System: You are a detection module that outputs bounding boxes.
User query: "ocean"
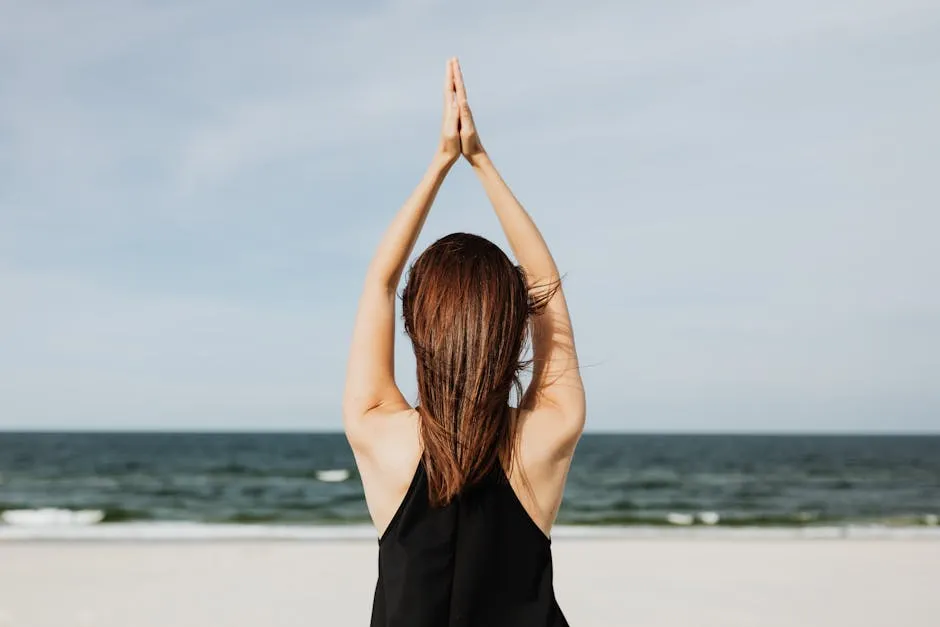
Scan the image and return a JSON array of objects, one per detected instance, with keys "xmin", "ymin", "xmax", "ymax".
[{"xmin": 1, "ymin": 433, "xmax": 938, "ymax": 540}]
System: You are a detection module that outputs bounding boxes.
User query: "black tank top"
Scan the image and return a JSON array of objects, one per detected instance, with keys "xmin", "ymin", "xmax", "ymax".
[{"xmin": 370, "ymin": 461, "xmax": 569, "ymax": 627}]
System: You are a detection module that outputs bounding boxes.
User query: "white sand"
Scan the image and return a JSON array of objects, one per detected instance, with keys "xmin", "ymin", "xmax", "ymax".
[{"xmin": 1, "ymin": 539, "xmax": 938, "ymax": 627}]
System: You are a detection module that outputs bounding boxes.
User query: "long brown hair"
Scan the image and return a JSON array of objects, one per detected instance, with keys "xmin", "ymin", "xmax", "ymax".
[{"xmin": 402, "ymin": 232, "xmax": 552, "ymax": 506}]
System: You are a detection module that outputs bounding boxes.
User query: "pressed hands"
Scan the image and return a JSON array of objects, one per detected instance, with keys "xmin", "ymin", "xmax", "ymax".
[{"xmin": 437, "ymin": 57, "xmax": 486, "ymax": 170}]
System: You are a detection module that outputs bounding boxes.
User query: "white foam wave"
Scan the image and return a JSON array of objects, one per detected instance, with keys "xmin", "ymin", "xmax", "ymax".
[
  {"xmin": 315, "ymin": 469, "xmax": 351, "ymax": 483},
  {"xmin": 0, "ymin": 522, "xmax": 378, "ymax": 541},
  {"xmin": 1, "ymin": 508, "xmax": 105, "ymax": 527},
  {"xmin": 698, "ymin": 511, "xmax": 721, "ymax": 525},
  {"xmin": 666, "ymin": 513, "xmax": 694, "ymax": 526},
  {"xmin": 2, "ymin": 522, "xmax": 940, "ymax": 542}
]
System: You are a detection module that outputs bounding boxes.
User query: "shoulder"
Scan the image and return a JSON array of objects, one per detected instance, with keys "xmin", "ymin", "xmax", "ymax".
[
  {"xmin": 344, "ymin": 401, "xmax": 415, "ymax": 454},
  {"xmin": 507, "ymin": 406, "xmax": 585, "ymax": 535},
  {"xmin": 345, "ymin": 405, "xmax": 422, "ymax": 536},
  {"xmin": 517, "ymin": 403, "xmax": 585, "ymax": 464},
  {"xmin": 345, "ymin": 403, "xmax": 421, "ymax": 472}
]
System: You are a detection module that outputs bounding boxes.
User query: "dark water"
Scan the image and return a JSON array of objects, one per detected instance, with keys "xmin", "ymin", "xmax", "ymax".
[{"xmin": 1, "ymin": 433, "xmax": 938, "ymax": 529}]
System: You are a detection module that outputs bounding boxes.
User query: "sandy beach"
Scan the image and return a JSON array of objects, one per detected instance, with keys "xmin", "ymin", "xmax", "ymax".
[{"xmin": 1, "ymin": 538, "xmax": 938, "ymax": 627}]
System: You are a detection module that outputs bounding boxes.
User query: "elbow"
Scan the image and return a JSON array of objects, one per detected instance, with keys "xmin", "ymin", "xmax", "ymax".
[
  {"xmin": 565, "ymin": 401, "xmax": 586, "ymax": 441},
  {"xmin": 342, "ymin": 392, "xmax": 383, "ymax": 439},
  {"xmin": 341, "ymin": 393, "xmax": 369, "ymax": 431},
  {"xmin": 363, "ymin": 261, "xmax": 403, "ymax": 294},
  {"xmin": 556, "ymin": 385, "xmax": 587, "ymax": 442},
  {"xmin": 370, "ymin": 275, "xmax": 399, "ymax": 294},
  {"xmin": 549, "ymin": 400, "xmax": 585, "ymax": 461},
  {"xmin": 342, "ymin": 401, "xmax": 368, "ymax": 447},
  {"xmin": 341, "ymin": 388, "xmax": 364, "ymax": 431}
]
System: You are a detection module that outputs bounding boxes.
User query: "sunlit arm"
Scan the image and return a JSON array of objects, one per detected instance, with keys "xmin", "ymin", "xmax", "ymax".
[
  {"xmin": 449, "ymin": 58, "xmax": 584, "ymax": 443},
  {"xmin": 471, "ymin": 155, "xmax": 585, "ymax": 432},
  {"xmin": 342, "ymin": 157, "xmax": 454, "ymax": 428}
]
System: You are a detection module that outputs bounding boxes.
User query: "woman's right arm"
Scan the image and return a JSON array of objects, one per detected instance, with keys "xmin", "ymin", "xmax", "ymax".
[
  {"xmin": 453, "ymin": 60, "xmax": 585, "ymax": 453},
  {"xmin": 343, "ymin": 59, "xmax": 462, "ymax": 446}
]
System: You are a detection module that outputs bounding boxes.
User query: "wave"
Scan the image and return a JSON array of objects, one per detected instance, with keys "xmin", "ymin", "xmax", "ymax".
[
  {"xmin": 315, "ymin": 469, "xmax": 351, "ymax": 483},
  {"xmin": 0, "ymin": 507, "xmax": 155, "ymax": 525},
  {"xmin": 2, "ymin": 522, "xmax": 940, "ymax": 542},
  {"xmin": 698, "ymin": 511, "xmax": 721, "ymax": 525},
  {"xmin": 664, "ymin": 511, "xmax": 743, "ymax": 526},
  {"xmin": 199, "ymin": 466, "xmax": 355, "ymax": 481},
  {"xmin": 1, "ymin": 508, "xmax": 105, "ymax": 527},
  {"xmin": 665, "ymin": 512, "xmax": 694, "ymax": 525},
  {"xmin": 556, "ymin": 511, "xmax": 940, "ymax": 527},
  {"xmin": 6, "ymin": 512, "xmax": 935, "ymax": 529},
  {"xmin": 2, "ymin": 507, "xmax": 936, "ymax": 532}
]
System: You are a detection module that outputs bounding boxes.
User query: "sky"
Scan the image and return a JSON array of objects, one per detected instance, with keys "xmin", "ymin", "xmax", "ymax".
[{"xmin": 1, "ymin": 0, "xmax": 938, "ymax": 432}]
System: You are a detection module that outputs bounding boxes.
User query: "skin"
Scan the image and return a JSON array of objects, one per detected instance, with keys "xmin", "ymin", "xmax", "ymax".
[{"xmin": 343, "ymin": 58, "xmax": 585, "ymax": 538}]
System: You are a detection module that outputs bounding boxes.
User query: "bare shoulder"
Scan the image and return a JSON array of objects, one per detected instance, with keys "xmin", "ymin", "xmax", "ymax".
[
  {"xmin": 508, "ymin": 406, "xmax": 585, "ymax": 535},
  {"xmin": 345, "ymin": 401, "xmax": 415, "ymax": 456},
  {"xmin": 517, "ymin": 404, "xmax": 585, "ymax": 464},
  {"xmin": 345, "ymin": 405, "xmax": 422, "ymax": 537}
]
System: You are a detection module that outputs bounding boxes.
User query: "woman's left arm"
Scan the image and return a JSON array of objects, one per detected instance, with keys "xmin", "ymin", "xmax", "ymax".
[{"xmin": 343, "ymin": 59, "xmax": 461, "ymax": 432}]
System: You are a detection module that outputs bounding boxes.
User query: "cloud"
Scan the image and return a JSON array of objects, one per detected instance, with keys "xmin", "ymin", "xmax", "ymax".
[
  {"xmin": 0, "ymin": 265, "xmax": 345, "ymax": 428},
  {"xmin": 0, "ymin": 0, "xmax": 938, "ymax": 430}
]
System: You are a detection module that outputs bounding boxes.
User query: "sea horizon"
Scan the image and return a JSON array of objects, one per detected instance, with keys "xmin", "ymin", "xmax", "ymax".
[{"xmin": 3, "ymin": 432, "xmax": 938, "ymax": 539}]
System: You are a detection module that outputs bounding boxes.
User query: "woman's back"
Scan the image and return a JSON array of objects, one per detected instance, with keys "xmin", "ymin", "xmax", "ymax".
[
  {"xmin": 371, "ymin": 458, "xmax": 568, "ymax": 627},
  {"xmin": 343, "ymin": 58, "xmax": 584, "ymax": 626}
]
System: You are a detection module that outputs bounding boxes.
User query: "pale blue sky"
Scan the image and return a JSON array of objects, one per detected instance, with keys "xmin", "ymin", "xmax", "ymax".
[{"xmin": 1, "ymin": 0, "xmax": 938, "ymax": 432}]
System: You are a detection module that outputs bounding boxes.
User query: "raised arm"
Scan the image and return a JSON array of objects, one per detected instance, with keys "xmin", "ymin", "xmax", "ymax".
[
  {"xmin": 453, "ymin": 60, "xmax": 585, "ymax": 449},
  {"xmin": 343, "ymin": 60, "xmax": 461, "ymax": 435}
]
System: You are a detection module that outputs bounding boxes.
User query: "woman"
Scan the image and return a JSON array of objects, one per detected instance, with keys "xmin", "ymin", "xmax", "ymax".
[{"xmin": 343, "ymin": 57, "xmax": 585, "ymax": 627}]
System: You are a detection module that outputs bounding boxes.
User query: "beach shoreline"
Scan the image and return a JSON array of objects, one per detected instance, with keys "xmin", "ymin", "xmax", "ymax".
[
  {"xmin": 2, "ymin": 539, "xmax": 939, "ymax": 627},
  {"xmin": 3, "ymin": 521, "xmax": 940, "ymax": 542}
]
